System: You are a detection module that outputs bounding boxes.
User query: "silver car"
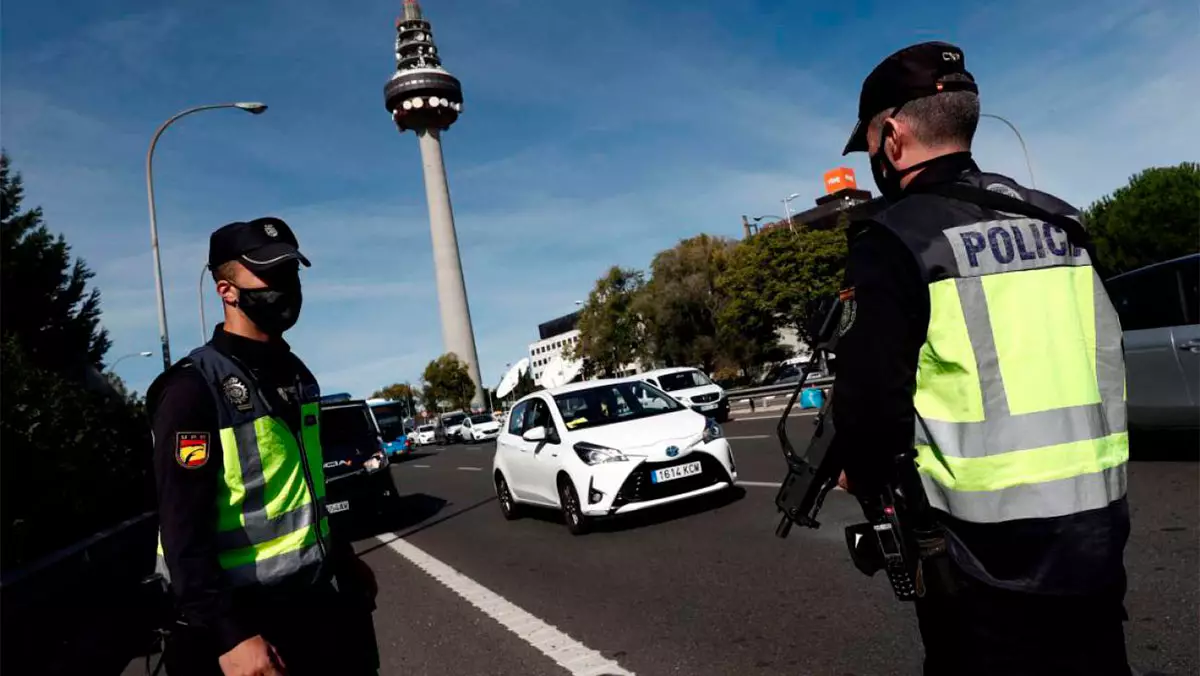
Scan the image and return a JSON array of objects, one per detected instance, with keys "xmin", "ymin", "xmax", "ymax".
[{"xmin": 1106, "ymin": 254, "xmax": 1200, "ymax": 430}]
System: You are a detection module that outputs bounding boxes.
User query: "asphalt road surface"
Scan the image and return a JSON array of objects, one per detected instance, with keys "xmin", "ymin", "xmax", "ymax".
[
  {"xmin": 127, "ymin": 412, "xmax": 1197, "ymax": 675},
  {"xmin": 332, "ymin": 412, "xmax": 1197, "ymax": 676}
]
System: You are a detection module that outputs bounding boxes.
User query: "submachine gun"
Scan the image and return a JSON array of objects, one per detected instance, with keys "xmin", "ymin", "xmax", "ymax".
[{"xmin": 773, "ymin": 295, "xmax": 948, "ymax": 602}]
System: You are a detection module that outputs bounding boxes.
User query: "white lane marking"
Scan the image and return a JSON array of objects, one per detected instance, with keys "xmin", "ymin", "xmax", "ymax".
[
  {"xmin": 414, "ymin": 464, "xmax": 431, "ymax": 468},
  {"xmin": 457, "ymin": 466, "xmax": 483, "ymax": 471},
  {"xmin": 732, "ymin": 411, "xmax": 819, "ymax": 422},
  {"xmin": 739, "ymin": 480, "xmax": 782, "ymax": 488},
  {"xmin": 378, "ymin": 535, "xmax": 635, "ymax": 676},
  {"xmin": 726, "ymin": 434, "xmax": 770, "ymax": 440}
]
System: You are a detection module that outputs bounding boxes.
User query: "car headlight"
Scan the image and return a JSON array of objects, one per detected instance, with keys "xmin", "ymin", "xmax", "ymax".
[
  {"xmin": 702, "ymin": 418, "xmax": 723, "ymax": 443},
  {"xmin": 363, "ymin": 457, "xmax": 382, "ymax": 471},
  {"xmin": 573, "ymin": 441, "xmax": 628, "ymax": 465}
]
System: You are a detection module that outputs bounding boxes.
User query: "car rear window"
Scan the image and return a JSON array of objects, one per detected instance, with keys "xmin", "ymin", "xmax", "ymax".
[{"xmin": 1108, "ymin": 256, "xmax": 1199, "ymax": 330}]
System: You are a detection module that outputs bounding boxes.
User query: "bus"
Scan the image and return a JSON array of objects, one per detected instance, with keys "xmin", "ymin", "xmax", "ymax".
[{"xmin": 365, "ymin": 398, "xmax": 414, "ymax": 457}]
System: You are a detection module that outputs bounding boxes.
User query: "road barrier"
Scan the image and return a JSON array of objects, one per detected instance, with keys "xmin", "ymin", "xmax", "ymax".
[
  {"xmin": 0, "ymin": 512, "xmax": 160, "ymax": 675},
  {"xmin": 725, "ymin": 376, "xmax": 834, "ymax": 411}
]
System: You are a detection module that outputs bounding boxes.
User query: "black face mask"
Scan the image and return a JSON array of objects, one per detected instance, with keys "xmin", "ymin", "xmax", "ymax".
[
  {"xmin": 870, "ymin": 122, "xmax": 943, "ymax": 203},
  {"xmin": 235, "ymin": 280, "xmax": 303, "ymax": 335}
]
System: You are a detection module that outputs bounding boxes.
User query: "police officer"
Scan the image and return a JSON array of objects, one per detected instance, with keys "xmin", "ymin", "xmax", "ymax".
[
  {"xmin": 832, "ymin": 42, "xmax": 1131, "ymax": 675},
  {"xmin": 149, "ymin": 217, "xmax": 380, "ymax": 676}
]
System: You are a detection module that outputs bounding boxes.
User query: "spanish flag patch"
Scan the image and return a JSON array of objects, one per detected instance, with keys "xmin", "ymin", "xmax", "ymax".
[{"xmin": 176, "ymin": 432, "xmax": 210, "ymax": 469}]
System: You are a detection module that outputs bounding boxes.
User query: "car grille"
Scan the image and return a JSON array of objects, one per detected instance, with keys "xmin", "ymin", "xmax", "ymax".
[
  {"xmin": 612, "ymin": 454, "xmax": 729, "ymax": 508},
  {"xmin": 691, "ymin": 393, "xmax": 720, "ymax": 404}
]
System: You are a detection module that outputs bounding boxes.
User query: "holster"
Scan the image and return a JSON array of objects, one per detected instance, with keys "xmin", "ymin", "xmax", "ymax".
[{"xmin": 912, "ymin": 525, "xmax": 964, "ymax": 599}]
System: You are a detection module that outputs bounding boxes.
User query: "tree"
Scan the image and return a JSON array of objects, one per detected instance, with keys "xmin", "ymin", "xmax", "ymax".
[
  {"xmin": 719, "ymin": 218, "xmax": 848, "ymax": 348},
  {"xmin": 371, "ymin": 382, "xmax": 419, "ymax": 420},
  {"xmin": 638, "ymin": 234, "xmax": 740, "ymax": 373},
  {"xmin": 570, "ymin": 266, "xmax": 647, "ymax": 377},
  {"xmin": 1, "ymin": 153, "xmax": 111, "ymax": 376},
  {"xmin": 422, "ymin": 353, "xmax": 476, "ymax": 413},
  {"xmin": 1084, "ymin": 163, "xmax": 1200, "ymax": 277}
]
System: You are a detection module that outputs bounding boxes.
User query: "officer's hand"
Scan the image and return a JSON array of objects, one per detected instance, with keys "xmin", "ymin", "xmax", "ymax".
[
  {"xmin": 219, "ymin": 635, "xmax": 286, "ymax": 676},
  {"xmin": 837, "ymin": 471, "xmax": 852, "ymax": 494}
]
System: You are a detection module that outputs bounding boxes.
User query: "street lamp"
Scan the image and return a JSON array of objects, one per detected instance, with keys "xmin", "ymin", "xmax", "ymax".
[
  {"xmin": 980, "ymin": 113, "xmax": 1036, "ymax": 189},
  {"xmin": 108, "ymin": 351, "xmax": 154, "ymax": 372},
  {"xmin": 782, "ymin": 193, "xmax": 802, "ymax": 231},
  {"xmin": 146, "ymin": 102, "xmax": 268, "ymax": 372}
]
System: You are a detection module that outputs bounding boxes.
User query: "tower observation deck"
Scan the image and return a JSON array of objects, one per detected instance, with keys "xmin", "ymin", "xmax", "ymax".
[{"xmin": 384, "ymin": 0, "xmax": 464, "ymax": 132}]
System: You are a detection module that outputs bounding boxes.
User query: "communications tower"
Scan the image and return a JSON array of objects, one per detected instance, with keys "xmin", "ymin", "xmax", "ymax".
[{"xmin": 383, "ymin": 0, "xmax": 483, "ymax": 407}]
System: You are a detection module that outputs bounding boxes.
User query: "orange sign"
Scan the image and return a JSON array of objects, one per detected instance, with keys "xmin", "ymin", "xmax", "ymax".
[{"xmin": 823, "ymin": 167, "xmax": 857, "ymax": 194}]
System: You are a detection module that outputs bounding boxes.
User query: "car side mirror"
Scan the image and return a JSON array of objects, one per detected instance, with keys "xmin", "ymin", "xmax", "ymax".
[{"xmin": 522, "ymin": 426, "xmax": 548, "ymax": 442}]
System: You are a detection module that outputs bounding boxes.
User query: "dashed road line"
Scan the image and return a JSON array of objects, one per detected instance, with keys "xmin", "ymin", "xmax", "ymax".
[
  {"xmin": 413, "ymin": 464, "xmax": 431, "ymax": 468},
  {"xmin": 457, "ymin": 466, "xmax": 483, "ymax": 471},
  {"xmin": 726, "ymin": 434, "xmax": 770, "ymax": 440},
  {"xmin": 378, "ymin": 535, "xmax": 635, "ymax": 676},
  {"xmin": 732, "ymin": 410, "xmax": 819, "ymax": 422},
  {"xmin": 739, "ymin": 480, "xmax": 782, "ymax": 488}
]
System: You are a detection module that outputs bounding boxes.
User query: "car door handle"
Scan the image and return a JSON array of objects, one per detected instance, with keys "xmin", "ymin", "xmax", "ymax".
[{"xmin": 1179, "ymin": 339, "xmax": 1200, "ymax": 353}]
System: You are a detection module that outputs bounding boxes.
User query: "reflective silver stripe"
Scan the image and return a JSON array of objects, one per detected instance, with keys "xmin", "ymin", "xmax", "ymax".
[
  {"xmin": 917, "ymin": 402, "xmax": 1126, "ymax": 458},
  {"xmin": 920, "ymin": 464, "xmax": 1126, "ymax": 523},
  {"xmin": 224, "ymin": 542, "xmax": 325, "ymax": 587},
  {"xmin": 215, "ymin": 499, "xmax": 325, "ymax": 551},
  {"xmin": 954, "ymin": 277, "xmax": 1009, "ymax": 418},
  {"xmin": 233, "ymin": 422, "xmax": 267, "ymax": 519},
  {"xmin": 1093, "ymin": 272, "xmax": 1127, "ymax": 434}
]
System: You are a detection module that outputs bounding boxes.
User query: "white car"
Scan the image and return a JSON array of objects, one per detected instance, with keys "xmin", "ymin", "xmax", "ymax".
[
  {"xmin": 414, "ymin": 424, "xmax": 439, "ymax": 446},
  {"xmin": 462, "ymin": 413, "xmax": 502, "ymax": 442},
  {"xmin": 640, "ymin": 367, "xmax": 730, "ymax": 422},
  {"xmin": 441, "ymin": 411, "xmax": 468, "ymax": 443},
  {"xmin": 492, "ymin": 378, "xmax": 737, "ymax": 534}
]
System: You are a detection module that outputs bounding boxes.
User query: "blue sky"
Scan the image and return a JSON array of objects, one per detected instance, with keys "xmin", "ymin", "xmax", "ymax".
[{"xmin": 2, "ymin": 0, "xmax": 1197, "ymax": 399}]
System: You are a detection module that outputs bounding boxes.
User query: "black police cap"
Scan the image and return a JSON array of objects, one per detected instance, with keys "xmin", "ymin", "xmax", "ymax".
[
  {"xmin": 842, "ymin": 41, "xmax": 978, "ymax": 155},
  {"xmin": 208, "ymin": 217, "xmax": 311, "ymax": 274}
]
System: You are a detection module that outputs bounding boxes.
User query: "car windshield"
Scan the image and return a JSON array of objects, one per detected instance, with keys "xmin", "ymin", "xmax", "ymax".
[
  {"xmin": 470, "ymin": 414, "xmax": 494, "ymax": 424},
  {"xmin": 442, "ymin": 412, "xmax": 466, "ymax": 426},
  {"xmin": 553, "ymin": 381, "xmax": 683, "ymax": 431},
  {"xmin": 656, "ymin": 370, "xmax": 713, "ymax": 392},
  {"xmin": 370, "ymin": 403, "xmax": 407, "ymax": 442},
  {"xmin": 320, "ymin": 405, "xmax": 378, "ymax": 462},
  {"xmin": 418, "ymin": 425, "xmax": 434, "ymax": 433}
]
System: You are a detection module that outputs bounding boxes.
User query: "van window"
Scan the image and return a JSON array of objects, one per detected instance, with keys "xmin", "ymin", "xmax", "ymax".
[
  {"xmin": 656, "ymin": 369, "xmax": 714, "ymax": 392},
  {"xmin": 1108, "ymin": 257, "xmax": 1198, "ymax": 330}
]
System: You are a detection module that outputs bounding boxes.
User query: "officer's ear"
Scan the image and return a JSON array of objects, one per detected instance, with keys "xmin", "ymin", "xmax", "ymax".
[{"xmin": 215, "ymin": 279, "xmax": 239, "ymax": 307}]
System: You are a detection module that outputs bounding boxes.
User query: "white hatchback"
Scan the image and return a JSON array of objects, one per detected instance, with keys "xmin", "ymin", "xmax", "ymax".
[
  {"xmin": 462, "ymin": 413, "xmax": 502, "ymax": 442},
  {"xmin": 492, "ymin": 378, "xmax": 737, "ymax": 534}
]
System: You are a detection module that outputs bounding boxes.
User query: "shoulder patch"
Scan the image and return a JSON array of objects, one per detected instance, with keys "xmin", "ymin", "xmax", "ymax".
[
  {"xmin": 837, "ymin": 288, "xmax": 857, "ymax": 336},
  {"xmin": 176, "ymin": 432, "xmax": 210, "ymax": 469}
]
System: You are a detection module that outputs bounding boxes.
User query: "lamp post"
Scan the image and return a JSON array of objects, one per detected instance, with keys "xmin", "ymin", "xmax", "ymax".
[
  {"xmin": 981, "ymin": 113, "xmax": 1036, "ymax": 189},
  {"xmin": 147, "ymin": 102, "xmax": 268, "ymax": 372},
  {"xmin": 782, "ymin": 193, "xmax": 802, "ymax": 231},
  {"xmin": 108, "ymin": 351, "xmax": 154, "ymax": 372}
]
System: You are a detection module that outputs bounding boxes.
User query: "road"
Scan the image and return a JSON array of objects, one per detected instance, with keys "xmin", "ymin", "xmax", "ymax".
[{"xmin": 326, "ymin": 413, "xmax": 1196, "ymax": 676}]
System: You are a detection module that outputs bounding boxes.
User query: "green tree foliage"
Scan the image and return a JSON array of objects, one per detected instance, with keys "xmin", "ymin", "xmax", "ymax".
[
  {"xmin": 422, "ymin": 353, "xmax": 476, "ymax": 412},
  {"xmin": 1084, "ymin": 162, "xmax": 1200, "ymax": 277},
  {"xmin": 1, "ymin": 154, "xmax": 111, "ymax": 375},
  {"xmin": 720, "ymin": 218, "xmax": 849, "ymax": 346},
  {"xmin": 570, "ymin": 267, "xmax": 647, "ymax": 377},
  {"xmin": 0, "ymin": 154, "xmax": 148, "ymax": 570},
  {"xmin": 638, "ymin": 234, "xmax": 739, "ymax": 372}
]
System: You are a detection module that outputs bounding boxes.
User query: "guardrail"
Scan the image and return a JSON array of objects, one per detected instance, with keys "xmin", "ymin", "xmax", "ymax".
[
  {"xmin": 1, "ymin": 511, "xmax": 160, "ymax": 675},
  {"xmin": 725, "ymin": 375, "xmax": 834, "ymax": 407}
]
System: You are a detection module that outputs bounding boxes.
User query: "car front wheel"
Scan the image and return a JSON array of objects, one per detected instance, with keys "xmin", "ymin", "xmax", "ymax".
[
  {"xmin": 496, "ymin": 474, "xmax": 521, "ymax": 520},
  {"xmin": 558, "ymin": 477, "xmax": 590, "ymax": 535}
]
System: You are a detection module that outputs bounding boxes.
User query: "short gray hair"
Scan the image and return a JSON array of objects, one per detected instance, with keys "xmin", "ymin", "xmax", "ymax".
[{"xmin": 869, "ymin": 74, "xmax": 980, "ymax": 149}]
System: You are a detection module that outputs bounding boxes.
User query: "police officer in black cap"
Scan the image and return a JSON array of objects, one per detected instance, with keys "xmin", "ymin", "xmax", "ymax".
[
  {"xmin": 149, "ymin": 217, "xmax": 380, "ymax": 675},
  {"xmin": 832, "ymin": 42, "xmax": 1131, "ymax": 675}
]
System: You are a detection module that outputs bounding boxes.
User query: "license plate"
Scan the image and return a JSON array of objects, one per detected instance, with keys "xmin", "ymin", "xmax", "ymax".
[
  {"xmin": 700, "ymin": 403, "xmax": 717, "ymax": 411},
  {"xmin": 327, "ymin": 500, "xmax": 350, "ymax": 514},
  {"xmin": 651, "ymin": 460, "xmax": 702, "ymax": 484}
]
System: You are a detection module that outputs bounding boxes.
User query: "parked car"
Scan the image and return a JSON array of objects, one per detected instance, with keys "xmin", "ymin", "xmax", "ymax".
[
  {"xmin": 461, "ymin": 413, "xmax": 501, "ymax": 443},
  {"xmin": 492, "ymin": 379, "xmax": 737, "ymax": 535},
  {"xmin": 319, "ymin": 399, "xmax": 396, "ymax": 519},
  {"xmin": 640, "ymin": 367, "xmax": 730, "ymax": 422},
  {"xmin": 1106, "ymin": 254, "xmax": 1200, "ymax": 430},
  {"xmin": 441, "ymin": 411, "xmax": 468, "ymax": 443},
  {"xmin": 414, "ymin": 423, "xmax": 444, "ymax": 446}
]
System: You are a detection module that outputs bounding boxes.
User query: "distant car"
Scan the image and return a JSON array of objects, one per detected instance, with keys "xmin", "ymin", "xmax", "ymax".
[
  {"xmin": 492, "ymin": 379, "xmax": 737, "ymax": 535},
  {"xmin": 414, "ymin": 423, "xmax": 443, "ymax": 446},
  {"xmin": 461, "ymin": 413, "xmax": 501, "ymax": 443},
  {"xmin": 640, "ymin": 367, "xmax": 730, "ymax": 422},
  {"xmin": 319, "ymin": 400, "xmax": 396, "ymax": 519},
  {"xmin": 1107, "ymin": 254, "xmax": 1200, "ymax": 430},
  {"xmin": 441, "ymin": 411, "xmax": 468, "ymax": 443}
]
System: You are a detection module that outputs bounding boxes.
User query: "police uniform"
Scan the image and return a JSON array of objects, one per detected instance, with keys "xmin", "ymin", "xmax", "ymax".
[
  {"xmin": 149, "ymin": 218, "xmax": 379, "ymax": 675},
  {"xmin": 834, "ymin": 44, "xmax": 1131, "ymax": 675}
]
